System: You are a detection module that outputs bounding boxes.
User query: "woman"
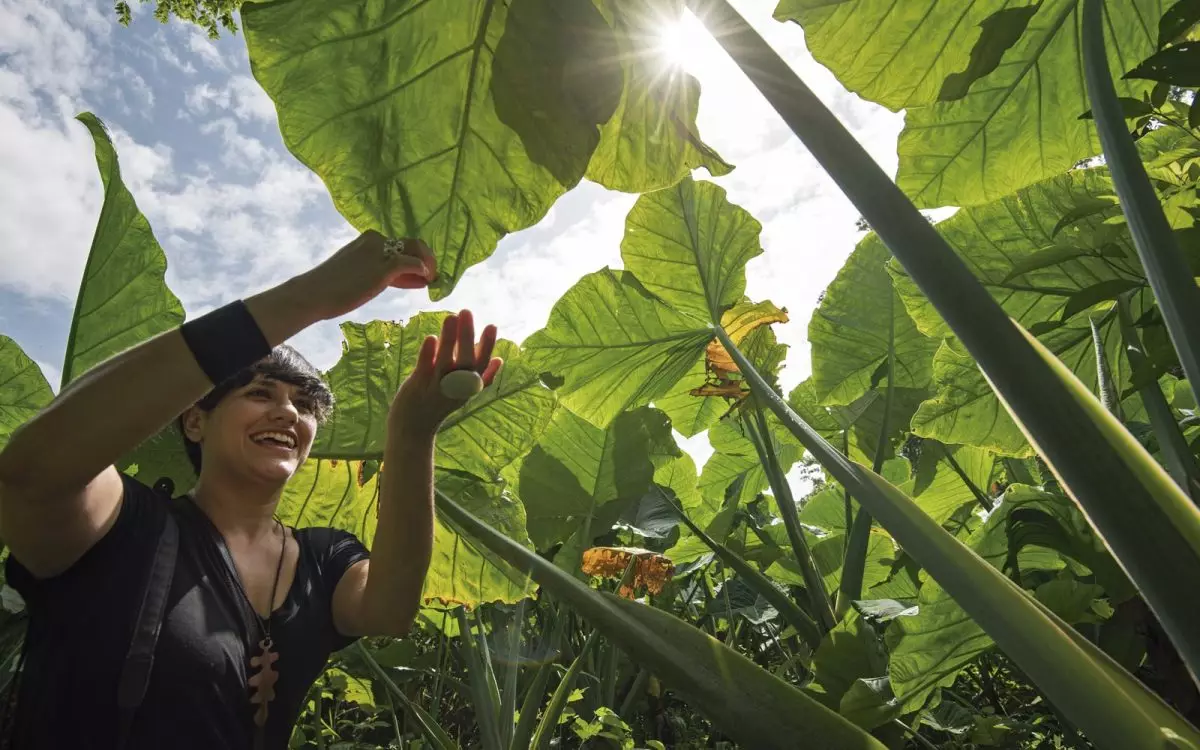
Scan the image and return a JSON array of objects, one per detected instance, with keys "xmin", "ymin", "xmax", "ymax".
[{"xmin": 0, "ymin": 231, "xmax": 499, "ymax": 748}]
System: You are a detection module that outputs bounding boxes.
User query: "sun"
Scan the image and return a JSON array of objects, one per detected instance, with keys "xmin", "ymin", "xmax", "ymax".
[{"xmin": 655, "ymin": 13, "xmax": 708, "ymax": 71}]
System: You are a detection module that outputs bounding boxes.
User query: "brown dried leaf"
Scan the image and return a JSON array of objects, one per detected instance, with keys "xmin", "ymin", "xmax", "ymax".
[
  {"xmin": 581, "ymin": 546, "xmax": 675, "ymax": 598},
  {"xmin": 705, "ymin": 301, "xmax": 788, "ymax": 374}
]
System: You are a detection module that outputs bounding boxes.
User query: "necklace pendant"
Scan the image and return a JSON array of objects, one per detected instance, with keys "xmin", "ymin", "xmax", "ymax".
[{"xmin": 248, "ymin": 637, "xmax": 280, "ymax": 728}]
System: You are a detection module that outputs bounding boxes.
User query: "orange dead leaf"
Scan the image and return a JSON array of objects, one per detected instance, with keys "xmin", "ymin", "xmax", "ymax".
[
  {"xmin": 705, "ymin": 301, "xmax": 788, "ymax": 375},
  {"xmin": 581, "ymin": 546, "xmax": 675, "ymax": 598}
]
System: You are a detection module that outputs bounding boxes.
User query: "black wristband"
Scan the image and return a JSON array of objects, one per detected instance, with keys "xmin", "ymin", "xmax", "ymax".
[{"xmin": 180, "ymin": 300, "xmax": 271, "ymax": 386}]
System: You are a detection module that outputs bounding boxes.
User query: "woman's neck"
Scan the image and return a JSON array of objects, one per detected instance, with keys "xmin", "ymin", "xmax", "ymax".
[{"xmin": 189, "ymin": 470, "xmax": 285, "ymax": 542}]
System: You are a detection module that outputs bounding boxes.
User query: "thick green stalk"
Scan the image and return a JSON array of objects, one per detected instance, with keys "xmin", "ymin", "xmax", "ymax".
[
  {"xmin": 742, "ymin": 405, "xmax": 836, "ymax": 630},
  {"xmin": 690, "ymin": 0, "xmax": 1200, "ymax": 686},
  {"xmin": 837, "ymin": 314, "xmax": 896, "ymax": 618},
  {"xmin": 674, "ymin": 496, "xmax": 823, "ymax": 649},
  {"xmin": 711, "ymin": 325, "xmax": 1200, "ymax": 746},
  {"xmin": 1082, "ymin": 0, "xmax": 1200, "ymax": 394},
  {"xmin": 1117, "ymin": 295, "xmax": 1200, "ymax": 504}
]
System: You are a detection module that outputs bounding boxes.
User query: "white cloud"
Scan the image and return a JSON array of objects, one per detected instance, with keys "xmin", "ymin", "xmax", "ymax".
[
  {"xmin": 229, "ymin": 75, "xmax": 276, "ymax": 123},
  {"xmin": 200, "ymin": 117, "xmax": 270, "ymax": 171},
  {"xmin": 184, "ymin": 76, "xmax": 277, "ymax": 125},
  {"xmin": 187, "ymin": 32, "xmax": 227, "ymax": 70}
]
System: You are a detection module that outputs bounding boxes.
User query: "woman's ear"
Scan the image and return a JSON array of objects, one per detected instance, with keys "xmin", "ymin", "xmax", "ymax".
[{"xmin": 180, "ymin": 406, "xmax": 207, "ymax": 443}]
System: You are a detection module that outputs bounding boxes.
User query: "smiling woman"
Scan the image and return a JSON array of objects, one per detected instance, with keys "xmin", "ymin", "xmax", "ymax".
[{"xmin": 0, "ymin": 222, "xmax": 503, "ymax": 749}]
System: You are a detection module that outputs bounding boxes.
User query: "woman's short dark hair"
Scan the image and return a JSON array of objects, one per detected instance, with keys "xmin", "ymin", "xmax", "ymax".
[{"xmin": 178, "ymin": 344, "xmax": 334, "ymax": 474}]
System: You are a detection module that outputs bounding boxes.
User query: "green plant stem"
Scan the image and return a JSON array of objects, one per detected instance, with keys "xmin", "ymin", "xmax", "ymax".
[
  {"xmin": 1117, "ymin": 294, "xmax": 1200, "ymax": 503},
  {"xmin": 692, "ymin": 0, "xmax": 1200, "ymax": 690},
  {"xmin": 742, "ymin": 405, "xmax": 836, "ymax": 631},
  {"xmin": 1090, "ymin": 316, "xmax": 1123, "ymax": 420},
  {"xmin": 1082, "ymin": 0, "xmax": 1200, "ymax": 394},
  {"xmin": 892, "ymin": 719, "xmax": 938, "ymax": 750},
  {"xmin": 837, "ymin": 319, "xmax": 896, "ymax": 618},
  {"xmin": 939, "ymin": 442, "xmax": 995, "ymax": 512}
]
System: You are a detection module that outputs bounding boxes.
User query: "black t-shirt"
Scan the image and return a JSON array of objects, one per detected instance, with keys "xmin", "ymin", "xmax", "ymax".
[{"xmin": 5, "ymin": 473, "xmax": 370, "ymax": 749}]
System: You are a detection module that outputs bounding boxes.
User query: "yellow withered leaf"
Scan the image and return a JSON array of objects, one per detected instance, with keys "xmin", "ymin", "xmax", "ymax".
[{"xmin": 581, "ymin": 546, "xmax": 675, "ymax": 598}]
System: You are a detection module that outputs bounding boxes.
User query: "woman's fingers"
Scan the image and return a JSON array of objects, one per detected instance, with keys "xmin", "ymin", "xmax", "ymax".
[
  {"xmin": 481, "ymin": 357, "xmax": 503, "ymax": 386},
  {"xmin": 413, "ymin": 335, "xmax": 438, "ymax": 376},
  {"xmin": 456, "ymin": 310, "xmax": 476, "ymax": 369},
  {"xmin": 435, "ymin": 314, "xmax": 459, "ymax": 374},
  {"xmin": 475, "ymin": 325, "xmax": 497, "ymax": 374}
]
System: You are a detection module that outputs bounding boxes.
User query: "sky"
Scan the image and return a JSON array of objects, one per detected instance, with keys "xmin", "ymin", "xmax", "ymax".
[{"xmin": 0, "ymin": 0, "xmax": 907, "ymax": 466}]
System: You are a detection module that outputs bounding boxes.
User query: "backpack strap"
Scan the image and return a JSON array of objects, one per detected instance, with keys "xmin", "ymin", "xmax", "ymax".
[{"xmin": 115, "ymin": 479, "xmax": 179, "ymax": 749}]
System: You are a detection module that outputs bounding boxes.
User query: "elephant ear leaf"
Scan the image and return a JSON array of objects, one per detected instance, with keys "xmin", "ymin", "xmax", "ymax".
[
  {"xmin": 0, "ymin": 337, "xmax": 53, "ymax": 453},
  {"xmin": 65, "ymin": 113, "xmax": 189, "ymax": 491},
  {"xmin": 67, "ymin": 113, "xmax": 185, "ymax": 386},
  {"xmin": 808, "ymin": 233, "xmax": 936, "ymax": 407},
  {"xmin": 242, "ymin": 0, "xmax": 623, "ymax": 300},
  {"xmin": 523, "ymin": 269, "xmax": 712, "ymax": 428}
]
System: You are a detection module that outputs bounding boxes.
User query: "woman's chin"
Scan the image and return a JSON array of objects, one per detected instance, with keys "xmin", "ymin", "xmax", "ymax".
[{"xmin": 247, "ymin": 458, "xmax": 298, "ymax": 483}]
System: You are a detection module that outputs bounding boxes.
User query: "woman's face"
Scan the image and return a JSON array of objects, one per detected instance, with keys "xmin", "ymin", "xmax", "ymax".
[{"xmin": 184, "ymin": 375, "xmax": 319, "ymax": 484}]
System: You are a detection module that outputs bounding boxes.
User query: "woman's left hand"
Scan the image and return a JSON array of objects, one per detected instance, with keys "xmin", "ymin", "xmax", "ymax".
[{"xmin": 389, "ymin": 310, "xmax": 502, "ymax": 438}]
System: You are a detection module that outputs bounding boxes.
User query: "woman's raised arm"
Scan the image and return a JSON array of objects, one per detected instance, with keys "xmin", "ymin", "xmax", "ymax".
[{"xmin": 0, "ymin": 231, "xmax": 435, "ymax": 577}]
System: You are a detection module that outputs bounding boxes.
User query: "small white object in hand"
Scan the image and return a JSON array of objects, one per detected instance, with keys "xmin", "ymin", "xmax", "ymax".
[{"xmin": 440, "ymin": 369, "xmax": 484, "ymax": 400}]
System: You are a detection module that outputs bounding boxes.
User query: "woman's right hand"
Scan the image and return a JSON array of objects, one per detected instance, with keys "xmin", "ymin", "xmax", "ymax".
[{"xmin": 297, "ymin": 230, "xmax": 438, "ymax": 321}]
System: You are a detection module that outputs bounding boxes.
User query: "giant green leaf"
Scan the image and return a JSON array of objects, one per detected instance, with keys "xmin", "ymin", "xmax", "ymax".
[
  {"xmin": 65, "ymin": 114, "xmax": 185, "ymax": 386},
  {"xmin": 886, "ymin": 168, "xmax": 1160, "ymax": 455},
  {"xmin": 781, "ymin": 0, "xmax": 1164, "ymax": 207},
  {"xmin": 909, "ymin": 443, "xmax": 996, "ymax": 524},
  {"xmin": 889, "ymin": 168, "xmax": 1142, "ymax": 338},
  {"xmin": 243, "ymin": 0, "xmax": 623, "ymax": 299},
  {"xmin": 278, "ymin": 461, "xmax": 533, "ymax": 605},
  {"xmin": 774, "ymin": 1, "xmax": 1023, "ymax": 111},
  {"xmin": 517, "ymin": 407, "xmax": 676, "ymax": 550},
  {"xmin": 810, "ymin": 234, "xmax": 937, "ymax": 406},
  {"xmin": 310, "ymin": 317, "xmax": 447, "ymax": 459},
  {"xmin": 585, "ymin": 0, "xmax": 731, "ymax": 192},
  {"xmin": 910, "ymin": 306, "xmax": 1133, "ymax": 457},
  {"xmin": 59, "ymin": 114, "xmax": 191, "ymax": 491},
  {"xmin": 0, "ymin": 337, "xmax": 53, "ymax": 453},
  {"xmin": 522, "ymin": 269, "xmax": 712, "ymax": 427},
  {"xmin": 887, "ymin": 485, "xmax": 1111, "ymax": 713},
  {"xmin": 621, "ymin": 176, "xmax": 761, "ymax": 322}
]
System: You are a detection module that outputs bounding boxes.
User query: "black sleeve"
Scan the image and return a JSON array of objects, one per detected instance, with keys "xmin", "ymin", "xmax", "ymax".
[
  {"xmin": 315, "ymin": 528, "xmax": 370, "ymax": 652},
  {"xmin": 5, "ymin": 472, "xmax": 166, "ymax": 606}
]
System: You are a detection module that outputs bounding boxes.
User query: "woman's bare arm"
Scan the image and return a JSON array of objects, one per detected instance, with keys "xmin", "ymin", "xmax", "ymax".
[{"xmin": 0, "ymin": 231, "xmax": 435, "ymax": 578}]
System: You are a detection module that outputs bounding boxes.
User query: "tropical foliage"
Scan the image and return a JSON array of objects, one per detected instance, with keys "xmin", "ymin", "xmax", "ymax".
[{"xmin": 5, "ymin": 0, "xmax": 1200, "ymax": 747}]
